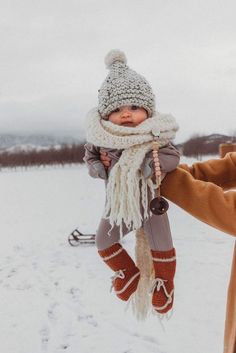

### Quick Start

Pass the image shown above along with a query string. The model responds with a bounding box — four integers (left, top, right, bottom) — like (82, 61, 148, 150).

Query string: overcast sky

(0, 0, 236, 142)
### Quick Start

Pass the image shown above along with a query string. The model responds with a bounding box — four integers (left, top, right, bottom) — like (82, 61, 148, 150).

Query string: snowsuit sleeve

(141, 143, 180, 179)
(83, 143, 107, 180)
(161, 152, 236, 236)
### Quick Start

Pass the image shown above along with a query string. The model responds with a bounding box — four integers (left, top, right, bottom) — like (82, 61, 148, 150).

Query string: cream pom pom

(104, 49, 127, 68)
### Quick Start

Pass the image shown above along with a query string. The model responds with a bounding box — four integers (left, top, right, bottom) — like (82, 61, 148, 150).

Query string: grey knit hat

(98, 49, 156, 119)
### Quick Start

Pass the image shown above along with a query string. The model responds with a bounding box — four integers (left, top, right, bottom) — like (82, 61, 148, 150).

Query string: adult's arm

(161, 167, 236, 237)
(180, 152, 236, 190)
(224, 243, 236, 353)
(163, 153, 236, 353)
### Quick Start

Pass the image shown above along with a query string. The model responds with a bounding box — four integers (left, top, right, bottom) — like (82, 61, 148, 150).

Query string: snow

(0, 161, 234, 353)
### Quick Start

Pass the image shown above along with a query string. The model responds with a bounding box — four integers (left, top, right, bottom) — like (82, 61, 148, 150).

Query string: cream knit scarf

(86, 108, 179, 234)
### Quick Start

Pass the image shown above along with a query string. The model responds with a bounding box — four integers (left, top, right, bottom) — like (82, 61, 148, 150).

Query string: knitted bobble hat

(98, 49, 156, 119)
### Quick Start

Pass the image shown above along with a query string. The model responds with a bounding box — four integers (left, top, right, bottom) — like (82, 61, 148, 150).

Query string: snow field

(0, 163, 234, 353)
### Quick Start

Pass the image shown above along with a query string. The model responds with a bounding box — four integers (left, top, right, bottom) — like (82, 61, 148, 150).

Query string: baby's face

(107, 105, 148, 127)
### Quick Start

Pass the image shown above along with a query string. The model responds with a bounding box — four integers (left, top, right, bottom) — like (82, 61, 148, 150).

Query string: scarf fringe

(131, 228, 154, 320)
(104, 144, 156, 234)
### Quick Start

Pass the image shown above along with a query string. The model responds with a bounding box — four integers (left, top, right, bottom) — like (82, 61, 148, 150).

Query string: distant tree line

(1, 133, 236, 169)
(0, 144, 85, 168)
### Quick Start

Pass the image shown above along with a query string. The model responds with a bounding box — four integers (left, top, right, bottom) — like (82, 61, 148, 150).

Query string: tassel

(131, 228, 153, 320)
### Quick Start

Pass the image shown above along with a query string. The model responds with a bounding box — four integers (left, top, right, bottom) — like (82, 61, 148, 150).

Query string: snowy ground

(0, 160, 235, 353)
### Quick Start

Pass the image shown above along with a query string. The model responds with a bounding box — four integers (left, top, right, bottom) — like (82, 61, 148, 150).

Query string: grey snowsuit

(84, 143, 180, 251)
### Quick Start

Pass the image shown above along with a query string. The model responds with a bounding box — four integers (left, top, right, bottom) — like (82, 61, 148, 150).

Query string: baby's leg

(144, 213, 176, 314)
(96, 218, 129, 250)
(143, 213, 173, 251)
(96, 218, 140, 301)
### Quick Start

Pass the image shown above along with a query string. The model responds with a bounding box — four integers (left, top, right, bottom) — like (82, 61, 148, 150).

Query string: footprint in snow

(40, 326, 50, 351)
(58, 343, 69, 350)
(7, 268, 17, 278)
(47, 302, 59, 322)
(78, 313, 98, 327)
(69, 287, 81, 302)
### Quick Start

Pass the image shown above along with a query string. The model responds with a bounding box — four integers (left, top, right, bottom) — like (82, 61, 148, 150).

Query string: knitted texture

(151, 248, 176, 314)
(132, 228, 154, 320)
(98, 49, 155, 118)
(86, 108, 178, 233)
(98, 243, 140, 301)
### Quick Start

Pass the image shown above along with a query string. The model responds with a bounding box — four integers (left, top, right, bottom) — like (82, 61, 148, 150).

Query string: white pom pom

(104, 49, 127, 68)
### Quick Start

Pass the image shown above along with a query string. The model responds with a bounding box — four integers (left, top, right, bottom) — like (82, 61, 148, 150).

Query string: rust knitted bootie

(151, 248, 176, 314)
(98, 243, 140, 301)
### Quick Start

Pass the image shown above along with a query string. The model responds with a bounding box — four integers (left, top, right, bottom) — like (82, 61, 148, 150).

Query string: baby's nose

(121, 109, 131, 117)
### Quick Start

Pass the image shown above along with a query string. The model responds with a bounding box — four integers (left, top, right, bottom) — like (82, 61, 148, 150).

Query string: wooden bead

(152, 144, 161, 180)
(152, 143, 159, 149)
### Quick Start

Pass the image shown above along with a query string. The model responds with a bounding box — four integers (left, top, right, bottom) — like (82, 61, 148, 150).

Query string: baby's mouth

(121, 122, 134, 127)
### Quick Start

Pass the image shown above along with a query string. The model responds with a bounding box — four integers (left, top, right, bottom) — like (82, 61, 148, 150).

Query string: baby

(84, 50, 179, 314)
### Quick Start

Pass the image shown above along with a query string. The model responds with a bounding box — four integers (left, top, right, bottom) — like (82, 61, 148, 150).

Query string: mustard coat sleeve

(224, 243, 236, 353)
(180, 152, 236, 191)
(161, 159, 236, 237)
(161, 152, 236, 353)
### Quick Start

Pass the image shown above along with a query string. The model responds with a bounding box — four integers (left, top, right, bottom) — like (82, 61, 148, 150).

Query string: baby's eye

(131, 105, 139, 110)
(112, 108, 120, 113)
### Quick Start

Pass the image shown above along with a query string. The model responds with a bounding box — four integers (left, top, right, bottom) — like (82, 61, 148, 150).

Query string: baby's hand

(100, 150, 111, 168)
